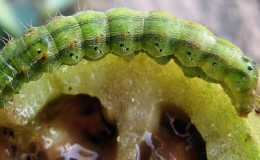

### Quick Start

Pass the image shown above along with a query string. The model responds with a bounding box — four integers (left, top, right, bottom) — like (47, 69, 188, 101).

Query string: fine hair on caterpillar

(0, 7, 259, 117)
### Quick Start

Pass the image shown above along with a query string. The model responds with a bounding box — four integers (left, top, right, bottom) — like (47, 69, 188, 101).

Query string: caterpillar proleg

(0, 8, 258, 116)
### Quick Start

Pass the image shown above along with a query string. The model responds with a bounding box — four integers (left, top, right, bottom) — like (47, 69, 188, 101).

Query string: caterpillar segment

(0, 8, 258, 116)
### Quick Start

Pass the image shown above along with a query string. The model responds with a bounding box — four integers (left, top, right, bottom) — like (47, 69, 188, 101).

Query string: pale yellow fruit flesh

(0, 53, 260, 159)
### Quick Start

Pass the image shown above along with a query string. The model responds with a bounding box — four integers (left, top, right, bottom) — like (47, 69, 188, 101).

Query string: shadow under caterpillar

(0, 7, 259, 116)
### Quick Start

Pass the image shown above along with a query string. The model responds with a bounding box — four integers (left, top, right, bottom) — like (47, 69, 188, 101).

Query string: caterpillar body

(0, 8, 258, 116)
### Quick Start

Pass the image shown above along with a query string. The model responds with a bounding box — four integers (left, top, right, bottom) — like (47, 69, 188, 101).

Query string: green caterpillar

(0, 8, 259, 116)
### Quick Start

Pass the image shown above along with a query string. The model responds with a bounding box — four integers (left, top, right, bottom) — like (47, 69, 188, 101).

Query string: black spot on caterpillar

(0, 7, 258, 116)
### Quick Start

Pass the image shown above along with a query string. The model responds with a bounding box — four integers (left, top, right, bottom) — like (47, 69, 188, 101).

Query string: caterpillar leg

(236, 92, 257, 117)
(254, 96, 260, 113)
